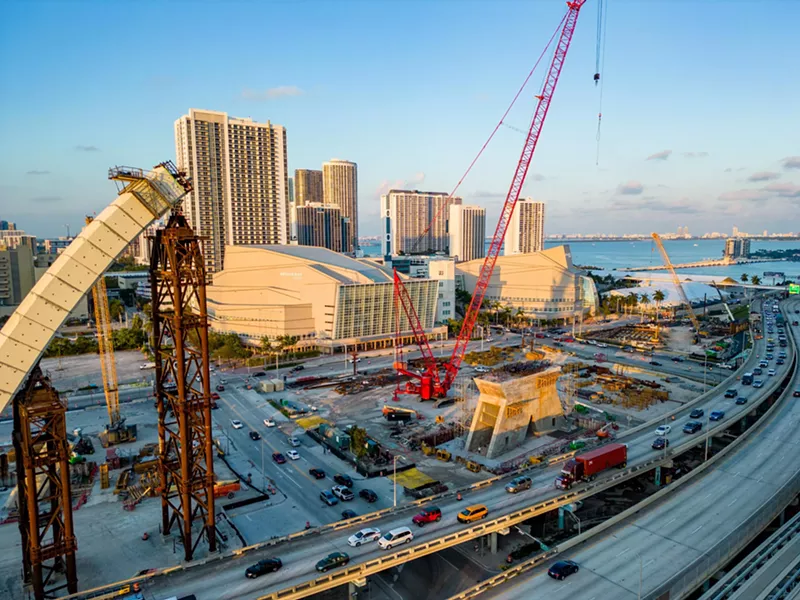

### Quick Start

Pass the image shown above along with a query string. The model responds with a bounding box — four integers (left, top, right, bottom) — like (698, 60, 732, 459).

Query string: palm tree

(740, 273, 749, 283)
(653, 289, 665, 328)
(751, 275, 761, 286)
(626, 292, 638, 317)
(639, 293, 651, 322)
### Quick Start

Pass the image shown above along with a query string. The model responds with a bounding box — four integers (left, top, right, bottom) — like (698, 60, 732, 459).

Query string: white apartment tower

(381, 190, 462, 257)
(174, 108, 289, 274)
(507, 198, 545, 255)
(322, 160, 358, 253)
(449, 204, 486, 262)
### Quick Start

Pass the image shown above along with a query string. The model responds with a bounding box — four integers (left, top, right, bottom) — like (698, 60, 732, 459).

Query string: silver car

(347, 527, 381, 547)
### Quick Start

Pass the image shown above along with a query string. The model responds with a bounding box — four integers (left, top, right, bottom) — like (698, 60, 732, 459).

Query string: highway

(128, 306, 778, 600)
(470, 298, 800, 600)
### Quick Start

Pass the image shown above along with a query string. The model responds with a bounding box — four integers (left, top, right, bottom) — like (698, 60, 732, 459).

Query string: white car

(219, 379, 227, 384)
(768, 369, 776, 376)
(348, 358, 362, 363)
(654, 425, 671, 436)
(475, 366, 491, 374)
(231, 420, 243, 430)
(263, 418, 276, 427)
(348, 527, 381, 547)
(287, 450, 300, 460)
(597, 343, 608, 348)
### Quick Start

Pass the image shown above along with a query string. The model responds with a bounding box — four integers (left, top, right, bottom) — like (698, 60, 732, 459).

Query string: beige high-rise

(294, 169, 323, 206)
(322, 159, 358, 252)
(381, 190, 462, 256)
(175, 108, 289, 274)
(449, 204, 486, 262)
(507, 198, 545, 254)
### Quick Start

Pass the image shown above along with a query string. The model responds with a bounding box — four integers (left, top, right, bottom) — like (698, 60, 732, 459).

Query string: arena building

(206, 245, 446, 352)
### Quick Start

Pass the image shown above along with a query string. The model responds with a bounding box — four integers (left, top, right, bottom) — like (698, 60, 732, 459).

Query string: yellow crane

(651, 232, 706, 339)
(86, 216, 136, 447)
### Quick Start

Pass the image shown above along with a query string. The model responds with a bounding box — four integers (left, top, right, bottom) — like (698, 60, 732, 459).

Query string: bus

(742, 372, 754, 385)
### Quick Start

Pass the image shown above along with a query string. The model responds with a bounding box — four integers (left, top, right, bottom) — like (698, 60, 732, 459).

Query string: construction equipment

(382, 404, 418, 421)
(651, 232, 707, 340)
(465, 460, 482, 473)
(436, 449, 452, 462)
(711, 280, 736, 322)
(393, 0, 589, 400)
(86, 216, 137, 448)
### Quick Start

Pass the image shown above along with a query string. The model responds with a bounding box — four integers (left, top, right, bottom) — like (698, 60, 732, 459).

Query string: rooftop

(252, 245, 393, 284)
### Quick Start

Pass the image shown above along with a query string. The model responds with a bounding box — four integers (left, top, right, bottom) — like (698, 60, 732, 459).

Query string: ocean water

(361, 239, 800, 281)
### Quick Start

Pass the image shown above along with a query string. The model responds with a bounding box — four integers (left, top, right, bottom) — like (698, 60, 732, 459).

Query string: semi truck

(554, 443, 628, 490)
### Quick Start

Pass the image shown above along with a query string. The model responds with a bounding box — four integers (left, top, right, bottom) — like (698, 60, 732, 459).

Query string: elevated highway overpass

(62, 303, 787, 600)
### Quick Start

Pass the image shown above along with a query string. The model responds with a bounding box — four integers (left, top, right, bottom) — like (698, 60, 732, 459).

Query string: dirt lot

(40, 349, 153, 392)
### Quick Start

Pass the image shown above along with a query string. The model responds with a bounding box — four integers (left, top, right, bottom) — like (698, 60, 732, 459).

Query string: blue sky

(1, 0, 799, 239)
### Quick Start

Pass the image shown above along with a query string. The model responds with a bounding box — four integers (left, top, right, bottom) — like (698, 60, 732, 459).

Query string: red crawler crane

(394, 0, 588, 400)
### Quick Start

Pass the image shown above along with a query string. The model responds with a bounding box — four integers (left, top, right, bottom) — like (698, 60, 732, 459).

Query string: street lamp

(393, 455, 405, 508)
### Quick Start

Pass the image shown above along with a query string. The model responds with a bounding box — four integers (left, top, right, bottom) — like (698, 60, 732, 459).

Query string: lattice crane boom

(651, 232, 703, 334)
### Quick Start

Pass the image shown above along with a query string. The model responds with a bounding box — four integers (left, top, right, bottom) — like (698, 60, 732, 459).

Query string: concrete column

(558, 507, 565, 530)
(654, 465, 662, 487)
(490, 532, 498, 554)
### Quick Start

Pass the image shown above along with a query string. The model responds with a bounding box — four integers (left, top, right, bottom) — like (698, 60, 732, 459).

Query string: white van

(288, 436, 301, 447)
(378, 526, 414, 549)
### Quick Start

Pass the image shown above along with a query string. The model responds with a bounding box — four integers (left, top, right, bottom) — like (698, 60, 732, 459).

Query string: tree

(740, 273, 749, 283)
(130, 313, 144, 331)
(349, 426, 369, 459)
(653, 289, 665, 325)
(751, 275, 761, 286)
(108, 298, 125, 322)
(446, 318, 463, 336)
(638, 293, 651, 322)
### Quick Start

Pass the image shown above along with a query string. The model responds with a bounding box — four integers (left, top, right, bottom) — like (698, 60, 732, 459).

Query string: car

(333, 474, 354, 487)
(777, 359, 785, 365)
(320, 490, 338, 506)
(474, 366, 491, 374)
(736, 396, 748, 405)
(457, 504, 489, 523)
(348, 527, 381, 547)
(231, 420, 243, 429)
(359, 489, 378, 502)
(650, 360, 662, 366)
(290, 365, 305, 372)
(683, 421, 702, 434)
(597, 343, 608, 348)
(548, 560, 580, 580)
(287, 450, 300, 460)
(263, 418, 276, 427)
(341, 509, 358, 520)
(378, 527, 414, 549)
(210, 402, 219, 410)
(754, 367, 763, 375)
(253, 371, 267, 377)
(211, 392, 220, 400)
(348, 358, 362, 363)
(505, 476, 533, 493)
(288, 436, 301, 447)
(412, 506, 442, 526)
(768, 369, 776, 376)
(793, 390, 800, 398)
(654, 425, 671, 436)
(245, 557, 282, 579)
(724, 389, 737, 398)
(219, 378, 227, 384)
(753, 380, 764, 388)
(309, 468, 326, 479)
(249, 431, 261, 441)
(709, 410, 725, 421)
(332, 485, 354, 501)
(216, 385, 225, 392)
(272, 452, 286, 464)
(671, 356, 685, 362)
(766, 353, 774, 360)
(652, 437, 669, 450)
(690, 408, 704, 419)
(315, 552, 350, 572)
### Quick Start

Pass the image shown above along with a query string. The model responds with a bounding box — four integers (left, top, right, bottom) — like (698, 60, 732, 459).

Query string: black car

(735, 396, 748, 405)
(690, 408, 704, 419)
(316, 552, 350, 572)
(794, 390, 800, 398)
(253, 371, 267, 377)
(652, 437, 669, 450)
(291, 365, 305, 372)
(683, 421, 702, 434)
(249, 431, 261, 441)
(334, 473, 354, 487)
(724, 389, 737, 398)
(341, 509, 357, 520)
(359, 489, 378, 502)
(309, 468, 326, 479)
(671, 356, 685, 362)
(245, 557, 282, 578)
(548, 560, 579, 580)
(216, 385, 225, 391)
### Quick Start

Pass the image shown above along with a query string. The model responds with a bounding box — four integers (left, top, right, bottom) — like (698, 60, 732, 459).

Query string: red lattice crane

(394, 0, 588, 400)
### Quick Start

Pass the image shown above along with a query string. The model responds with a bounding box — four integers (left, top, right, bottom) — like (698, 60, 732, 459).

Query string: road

(479, 298, 800, 600)
(135, 307, 777, 600)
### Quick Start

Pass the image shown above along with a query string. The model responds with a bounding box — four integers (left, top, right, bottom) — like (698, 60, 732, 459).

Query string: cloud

(617, 181, 644, 195)
(719, 189, 771, 202)
(26, 170, 50, 176)
(782, 156, 800, 170)
(531, 173, 546, 182)
(763, 182, 800, 198)
(747, 171, 781, 182)
(30, 195, 63, 203)
(724, 167, 747, 173)
(375, 172, 427, 197)
(646, 150, 672, 161)
(612, 197, 700, 214)
(241, 86, 304, 101)
(75, 145, 99, 152)
(682, 152, 709, 158)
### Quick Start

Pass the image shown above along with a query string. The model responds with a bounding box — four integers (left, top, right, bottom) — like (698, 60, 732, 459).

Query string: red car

(216, 385, 225, 392)
(272, 452, 286, 464)
(412, 506, 442, 527)
(211, 392, 220, 400)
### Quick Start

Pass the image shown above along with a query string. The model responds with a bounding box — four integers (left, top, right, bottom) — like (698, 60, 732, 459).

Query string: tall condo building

(506, 198, 545, 255)
(174, 108, 289, 274)
(381, 190, 462, 257)
(322, 160, 358, 253)
(294, 169, 323, 206)
(294, 203, 346, 252)
(449, 205, 486, 262)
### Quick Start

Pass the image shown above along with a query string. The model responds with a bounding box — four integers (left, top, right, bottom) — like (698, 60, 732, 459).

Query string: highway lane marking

(615, 548, 630, 557)
(665, 517, 677, 526)
(691, 525, 704, 534)
(727, 497, 738, 506)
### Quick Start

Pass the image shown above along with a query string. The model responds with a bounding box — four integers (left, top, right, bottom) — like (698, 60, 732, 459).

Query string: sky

(1, 0, 799, 240)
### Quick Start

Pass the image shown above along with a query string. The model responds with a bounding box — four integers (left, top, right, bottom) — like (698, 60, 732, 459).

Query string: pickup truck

(555, 443, 627, 490)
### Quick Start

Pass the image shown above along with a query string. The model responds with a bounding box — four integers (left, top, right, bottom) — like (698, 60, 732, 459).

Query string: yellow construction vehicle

(435, 449, 452, 462)
(87, 216, 137, 448)
(465, 460, 482, 473)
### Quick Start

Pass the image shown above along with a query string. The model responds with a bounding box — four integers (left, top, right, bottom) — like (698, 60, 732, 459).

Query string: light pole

(261, 439, 265, 491)
(393, 455, 405, 508)
(638, 553, 643, 600)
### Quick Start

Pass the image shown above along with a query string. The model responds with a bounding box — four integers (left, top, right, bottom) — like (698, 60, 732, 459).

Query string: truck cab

(554, 443, 628, 490)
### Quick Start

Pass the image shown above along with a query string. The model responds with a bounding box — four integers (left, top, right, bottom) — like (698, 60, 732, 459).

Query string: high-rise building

(295, 203, 345, 252)
(322, 160, 358, 253)
(449, 205, 486, 262)
(174, 108, 289, 274)
(0, 237, 35, 306)
(506, 198, 545, 255)
(732, 226, 739, 237)
(0, 221, 16, 231)
(724, 238, 750, 260)
(294, 169, 323, 206)
(381, 190, 462, 257)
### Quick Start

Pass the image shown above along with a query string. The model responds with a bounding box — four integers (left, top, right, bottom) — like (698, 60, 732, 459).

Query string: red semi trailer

(555, 443, 628, 490)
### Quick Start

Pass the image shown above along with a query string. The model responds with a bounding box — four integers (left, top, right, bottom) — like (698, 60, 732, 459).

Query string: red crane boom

(395, 0, 588, 400)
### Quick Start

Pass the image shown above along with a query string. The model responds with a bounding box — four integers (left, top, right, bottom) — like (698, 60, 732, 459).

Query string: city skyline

(1, 1, 799, 240)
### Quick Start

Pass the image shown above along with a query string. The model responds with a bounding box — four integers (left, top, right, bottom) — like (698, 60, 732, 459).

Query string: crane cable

(595, 0, 608, 165)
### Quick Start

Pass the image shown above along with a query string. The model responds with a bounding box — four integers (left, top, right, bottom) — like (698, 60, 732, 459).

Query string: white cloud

(241, 86, 304, 101)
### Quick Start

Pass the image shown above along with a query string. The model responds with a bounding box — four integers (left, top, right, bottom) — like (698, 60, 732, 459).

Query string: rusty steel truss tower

(13, 364, 78, 599)
(150, 211, 217, 561)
